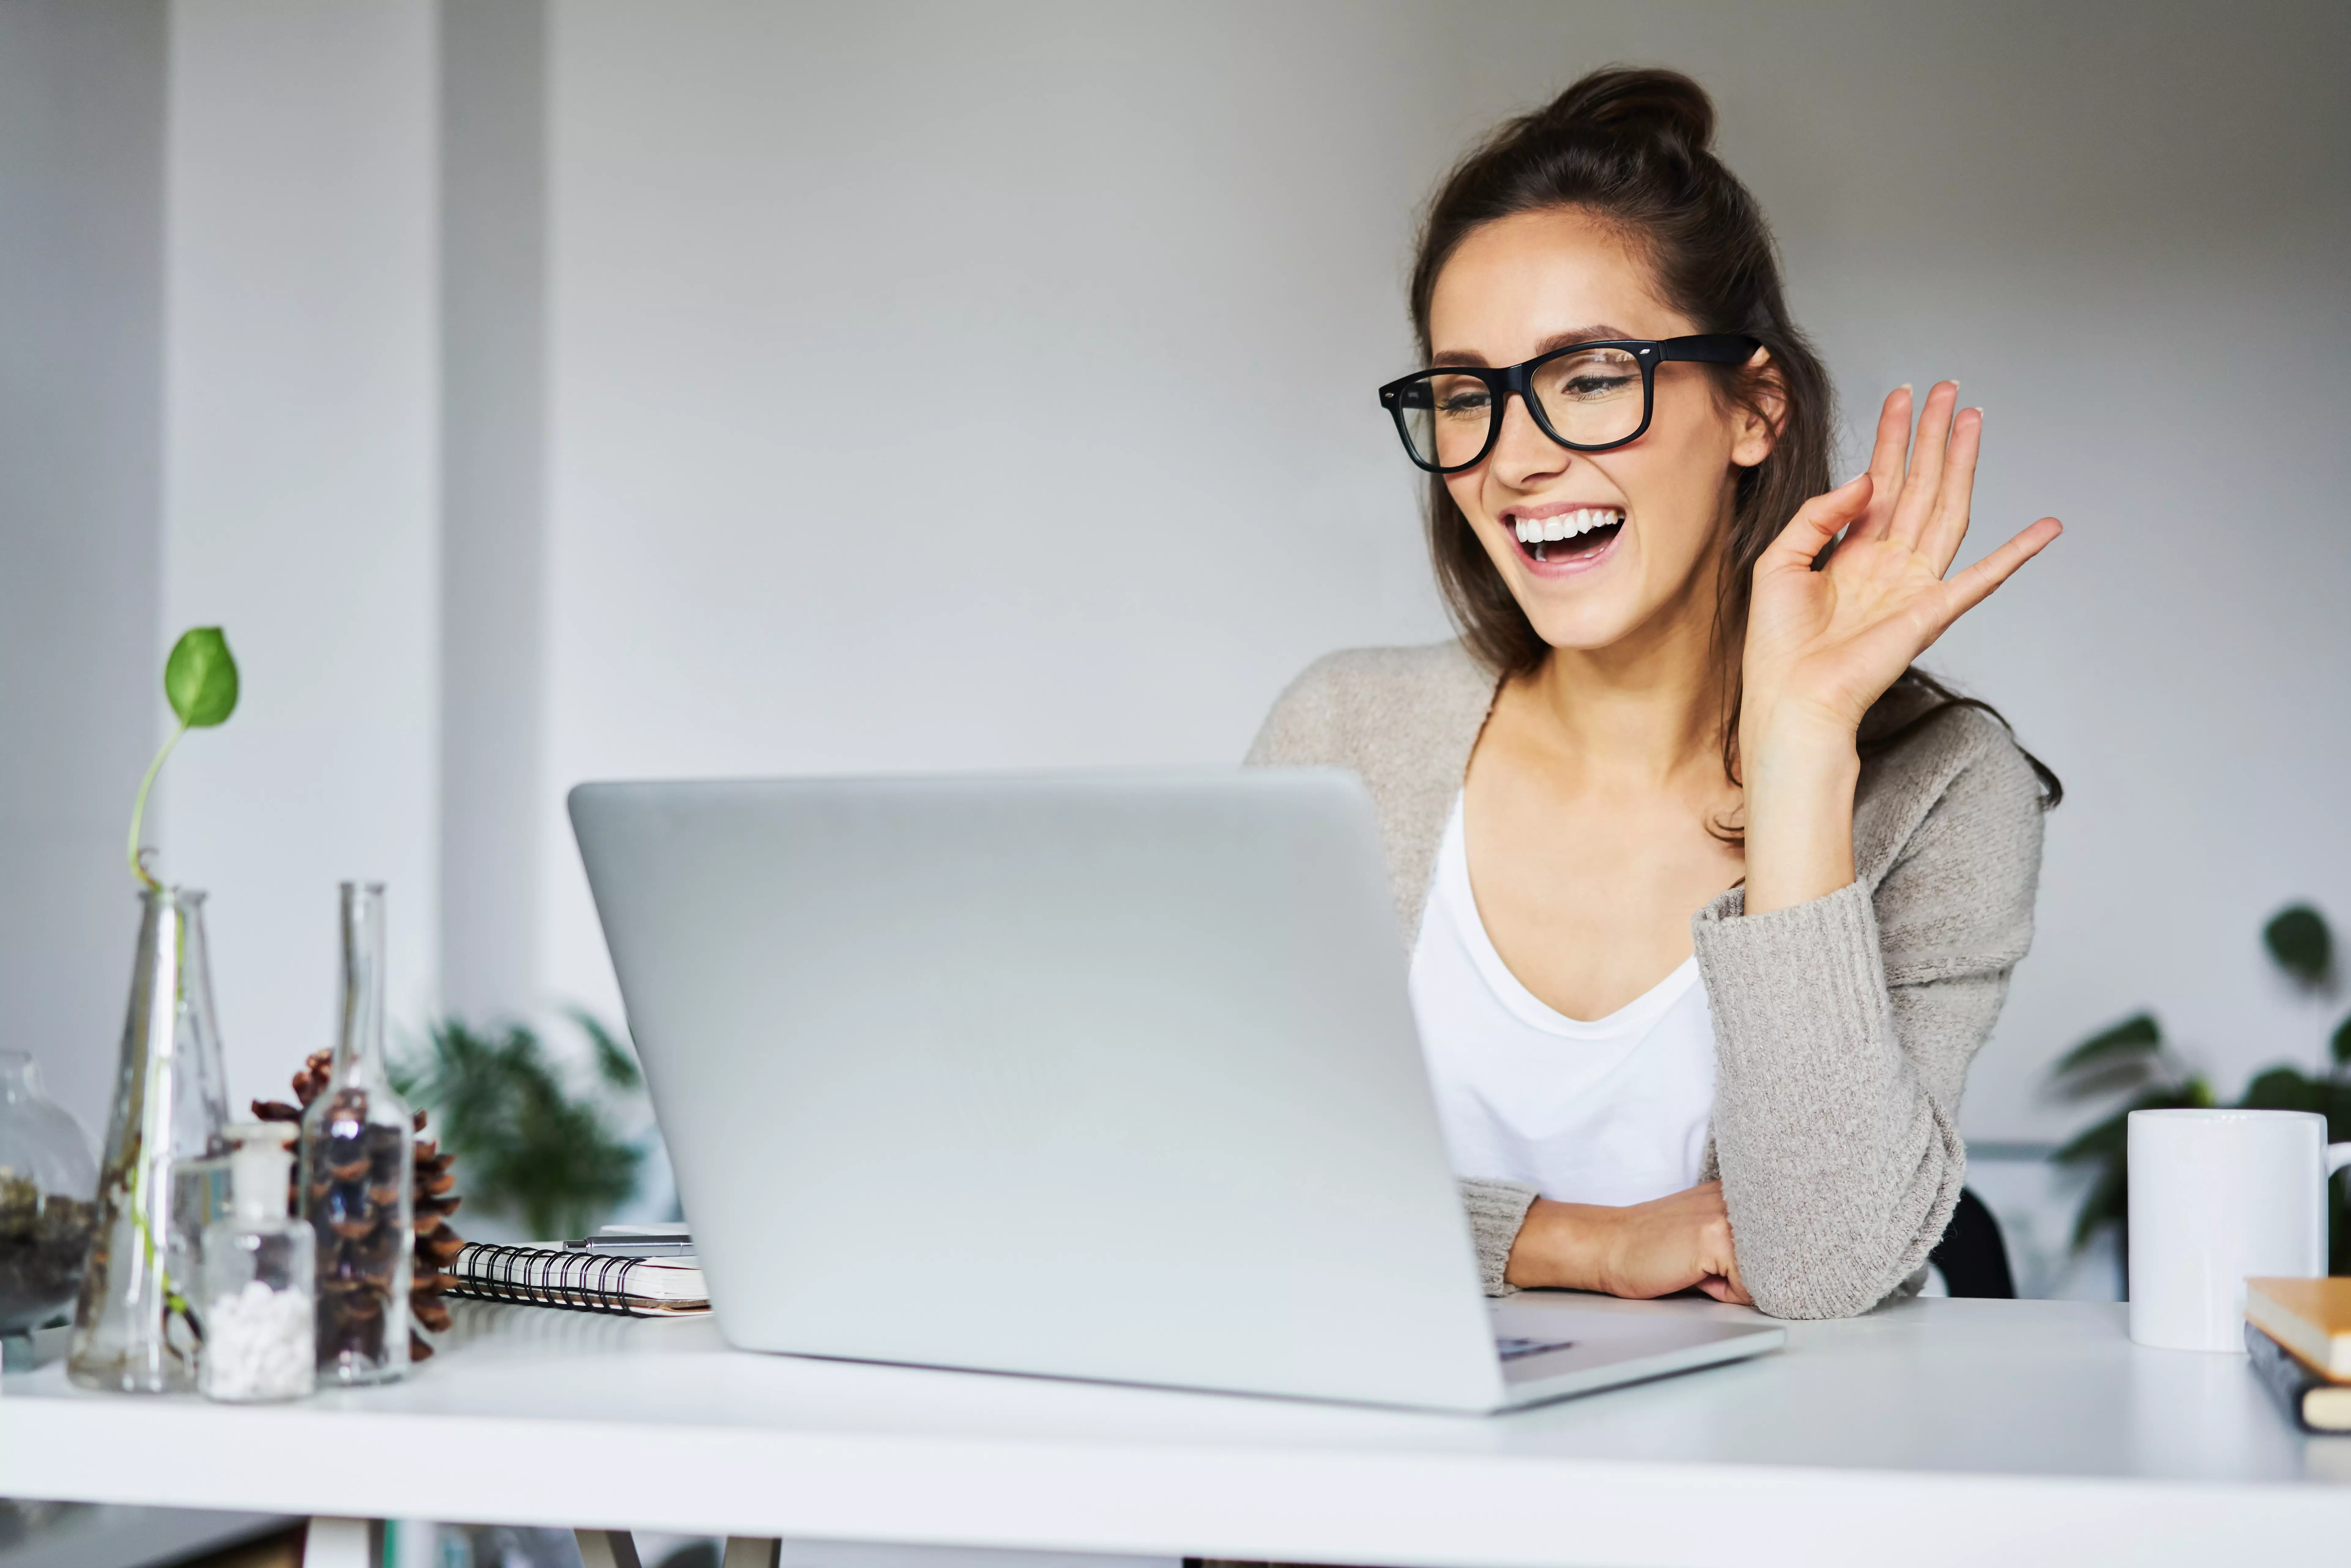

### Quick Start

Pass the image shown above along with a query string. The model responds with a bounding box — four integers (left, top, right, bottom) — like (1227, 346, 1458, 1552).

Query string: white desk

(4, 1294, 2347, 1567)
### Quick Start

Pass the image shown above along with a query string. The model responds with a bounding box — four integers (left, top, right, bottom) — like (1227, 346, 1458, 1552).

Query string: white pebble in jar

(201, 1278, 316, 1402)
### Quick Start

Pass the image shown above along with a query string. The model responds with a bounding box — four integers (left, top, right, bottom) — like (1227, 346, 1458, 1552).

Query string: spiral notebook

(446, 1242, 711, 1317)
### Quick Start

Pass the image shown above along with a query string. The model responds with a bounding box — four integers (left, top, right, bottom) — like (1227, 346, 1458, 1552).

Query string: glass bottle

(302, 882, 412, 1384)
(199, 1123, 315, 1402)
(69, 888, 232, 1392)
(0, 1053, 101, 1345)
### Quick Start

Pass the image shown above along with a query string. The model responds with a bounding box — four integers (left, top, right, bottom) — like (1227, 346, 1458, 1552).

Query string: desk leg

(722, 1540, 780, 1568)
(303, 1517, 377, 1567)
(577, 1529, 645, 1568)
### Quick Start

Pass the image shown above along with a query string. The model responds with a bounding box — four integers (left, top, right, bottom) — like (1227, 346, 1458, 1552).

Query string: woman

(1248, 67, 2061, 1321)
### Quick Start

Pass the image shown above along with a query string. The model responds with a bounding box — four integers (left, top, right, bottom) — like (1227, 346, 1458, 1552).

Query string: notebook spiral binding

(447, 1242, 649, 1316)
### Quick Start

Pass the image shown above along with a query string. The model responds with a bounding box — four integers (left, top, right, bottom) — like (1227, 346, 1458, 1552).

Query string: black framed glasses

(1377, 334, 1761, 474)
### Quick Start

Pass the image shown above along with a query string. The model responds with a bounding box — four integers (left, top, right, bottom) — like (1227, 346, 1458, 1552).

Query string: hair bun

(1539, 66, 1715, 156)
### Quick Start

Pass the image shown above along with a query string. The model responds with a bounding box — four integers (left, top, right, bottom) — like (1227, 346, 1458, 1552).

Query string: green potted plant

(2050, 903, 2351, 1275)
(68, 629, 241, 1391)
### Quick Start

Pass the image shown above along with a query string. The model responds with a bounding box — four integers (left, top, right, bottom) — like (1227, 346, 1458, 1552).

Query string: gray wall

(0, 0, 168, 1135)
(440, 0, 549, 1020)
(538, 0, 2351, 1142)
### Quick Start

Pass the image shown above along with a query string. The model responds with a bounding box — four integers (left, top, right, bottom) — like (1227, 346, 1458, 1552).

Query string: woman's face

(1426, 208, 1773, 655)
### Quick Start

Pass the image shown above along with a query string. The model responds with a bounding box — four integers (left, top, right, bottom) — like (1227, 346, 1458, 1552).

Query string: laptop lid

(570, 768, 1510, 1411)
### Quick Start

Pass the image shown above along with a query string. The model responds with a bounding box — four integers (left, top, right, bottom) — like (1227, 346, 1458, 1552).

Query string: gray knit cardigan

(1242, 640, 2046, 1321)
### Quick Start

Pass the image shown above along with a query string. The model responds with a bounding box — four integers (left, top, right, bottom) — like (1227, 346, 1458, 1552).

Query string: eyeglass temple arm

(1658, 334, 1763, 364)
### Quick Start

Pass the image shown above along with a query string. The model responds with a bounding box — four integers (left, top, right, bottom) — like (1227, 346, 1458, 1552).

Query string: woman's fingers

(1888, 381, 1960, 548)
(1918, 406, 1983, 572)
(1850, 387, 1915, 542)
(1940, 515, 2064, 621)
(1769, 473, 1872, 566)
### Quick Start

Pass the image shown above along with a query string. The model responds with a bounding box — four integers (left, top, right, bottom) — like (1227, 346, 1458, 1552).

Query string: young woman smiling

(1248, 68, 2062, 1320)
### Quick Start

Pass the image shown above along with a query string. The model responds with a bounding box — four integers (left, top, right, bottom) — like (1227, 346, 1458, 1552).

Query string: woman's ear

(1729, 348, 1782, 469)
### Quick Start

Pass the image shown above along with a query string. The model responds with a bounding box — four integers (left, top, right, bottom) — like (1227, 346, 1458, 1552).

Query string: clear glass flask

(199, 1124, 315, 1402)
(69, 888, 232, 1392)
(301, 882, 413, 1384)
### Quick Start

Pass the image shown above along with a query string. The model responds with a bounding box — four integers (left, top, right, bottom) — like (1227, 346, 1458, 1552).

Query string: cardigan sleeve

(1461, 1176, 1540, 1295)
(1691, 716, 2045, 1320)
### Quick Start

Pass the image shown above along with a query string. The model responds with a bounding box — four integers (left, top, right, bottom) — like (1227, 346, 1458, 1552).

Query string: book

(2245, 1322, 2351, 1433)
(2245, 1277, 2351, 1380)
(446, 1241, 710, 1317)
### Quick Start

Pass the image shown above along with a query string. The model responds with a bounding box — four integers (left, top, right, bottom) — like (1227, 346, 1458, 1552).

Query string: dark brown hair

(1408, 66, 2058, 807)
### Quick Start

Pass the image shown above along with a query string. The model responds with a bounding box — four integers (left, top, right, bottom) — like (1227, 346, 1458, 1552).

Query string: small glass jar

(199, 1123, 314, 1402)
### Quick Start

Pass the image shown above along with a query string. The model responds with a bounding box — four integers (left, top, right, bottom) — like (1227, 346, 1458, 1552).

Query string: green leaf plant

(127, 627, 240, 890)
(2050, 903, 2351, 1274)
(392, 1012, 647, 1241)
(120, 627, 240, 1332)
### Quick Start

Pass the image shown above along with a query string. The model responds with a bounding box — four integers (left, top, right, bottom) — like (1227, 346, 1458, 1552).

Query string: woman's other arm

(1699, 712, 2044, 1317)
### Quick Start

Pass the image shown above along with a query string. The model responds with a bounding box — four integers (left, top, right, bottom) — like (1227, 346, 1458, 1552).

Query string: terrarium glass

(302, 882, 412, 1385)
(69, 887, 233, 1392)
(0, 1053, 99, 1337)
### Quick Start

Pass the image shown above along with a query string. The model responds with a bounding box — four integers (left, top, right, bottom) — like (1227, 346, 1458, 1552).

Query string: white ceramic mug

(2127, 1108, 2351, 1351)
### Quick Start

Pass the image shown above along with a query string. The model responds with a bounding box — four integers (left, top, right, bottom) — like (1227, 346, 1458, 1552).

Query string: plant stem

(126, 722, 187, 890)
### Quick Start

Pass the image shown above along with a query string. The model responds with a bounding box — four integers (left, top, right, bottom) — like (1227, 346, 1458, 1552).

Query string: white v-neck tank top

(1408, 792, 1717, 1206)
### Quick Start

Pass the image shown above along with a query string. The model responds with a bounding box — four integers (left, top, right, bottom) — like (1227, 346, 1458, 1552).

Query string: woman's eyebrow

(1428, 325, 1635, 368)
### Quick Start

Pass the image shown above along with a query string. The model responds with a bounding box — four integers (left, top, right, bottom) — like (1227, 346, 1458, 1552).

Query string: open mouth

(1511, 507, 1623, 565)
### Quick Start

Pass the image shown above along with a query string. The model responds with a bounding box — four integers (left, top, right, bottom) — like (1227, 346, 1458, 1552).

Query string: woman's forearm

(1503, 1198, 1611, 1290)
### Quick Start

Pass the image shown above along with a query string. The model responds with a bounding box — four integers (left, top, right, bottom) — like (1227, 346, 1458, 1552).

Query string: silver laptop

(569, 768, 1783, 1413)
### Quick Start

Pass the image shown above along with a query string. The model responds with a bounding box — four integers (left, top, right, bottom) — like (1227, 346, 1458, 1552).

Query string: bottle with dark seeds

(300, 882, 412, 1384)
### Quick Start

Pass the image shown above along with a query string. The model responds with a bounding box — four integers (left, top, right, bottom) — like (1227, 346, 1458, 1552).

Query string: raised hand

(1740, 382, 2062, 747)
(1736, 383, 2060, 915)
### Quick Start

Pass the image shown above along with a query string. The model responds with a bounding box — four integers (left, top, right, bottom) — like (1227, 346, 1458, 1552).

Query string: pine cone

(253, 1049, 463, 1363)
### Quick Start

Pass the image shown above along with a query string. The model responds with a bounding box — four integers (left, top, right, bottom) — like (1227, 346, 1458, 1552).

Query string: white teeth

(1517, 509, 1625, 550)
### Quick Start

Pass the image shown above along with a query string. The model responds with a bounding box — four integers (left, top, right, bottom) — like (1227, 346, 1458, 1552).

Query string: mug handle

(2332, 1143, 2351, 1176)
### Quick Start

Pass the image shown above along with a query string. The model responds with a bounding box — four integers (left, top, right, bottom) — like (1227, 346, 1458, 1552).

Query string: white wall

(540, 0, 2351, 1143)
(15, 0, 2345, 1152)
(160, 0, 442, 1109)
(0, 0, 167, 1136)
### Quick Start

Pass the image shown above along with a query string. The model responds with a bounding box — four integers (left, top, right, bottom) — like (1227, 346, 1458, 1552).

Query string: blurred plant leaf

(2241, 1066, 2326, 1113)
(2072, 1157, 2128, 1252)
(2333, 1014, 2351, 1069)
(395, 1013, 644, 1240)
(2322, 1079, 2351, 1144)
(2052, 1106, 2131, 1167)
(569, 1007, 642, 1091)
(2049, 1079, 2212, 1254)
(2264, 904, 2332, 987)
(2047, 1013, 2168, 1103)
(163, 626, 239, 727)
(2052, 1013, 2162, 1075)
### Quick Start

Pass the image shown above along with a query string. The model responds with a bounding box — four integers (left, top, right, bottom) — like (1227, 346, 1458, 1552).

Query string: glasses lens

(1395, 373, 1499, 470)
(1530, 347, 1646, 447)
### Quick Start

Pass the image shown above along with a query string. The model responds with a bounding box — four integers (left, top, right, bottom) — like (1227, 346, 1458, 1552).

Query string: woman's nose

(1490, 392, 1571, 488)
